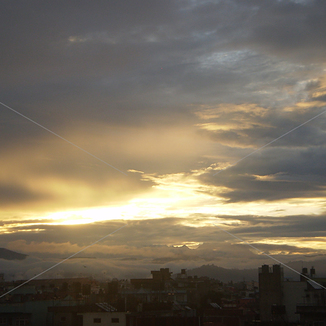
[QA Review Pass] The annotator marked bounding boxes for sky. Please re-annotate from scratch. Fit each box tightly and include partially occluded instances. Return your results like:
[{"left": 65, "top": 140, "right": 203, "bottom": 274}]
[{"left": 1, "top": 0, "right": 326, "bottom": 281}]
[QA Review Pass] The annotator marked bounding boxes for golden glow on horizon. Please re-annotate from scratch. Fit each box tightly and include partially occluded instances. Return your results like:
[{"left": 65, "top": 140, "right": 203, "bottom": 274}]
[
  {"left": 170, "top": 242, "right": 204, "bottom": 249},
  {"left": 1, "top": 171, "right": 324, "bottom": 233},
  {"left": 254, "top": 237, "right": 326, "bottom": 250}
]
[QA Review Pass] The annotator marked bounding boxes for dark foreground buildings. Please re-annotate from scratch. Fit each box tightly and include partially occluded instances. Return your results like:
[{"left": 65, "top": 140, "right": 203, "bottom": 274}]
[
  {"left": 259, "top": 264, "right": 326, "bottom": 325},
  {"left": 0, "top": 268, "right": 259, "bottom": 326},
  {"left": 1, "top": 265, "right": 325, "bottom": 325}
]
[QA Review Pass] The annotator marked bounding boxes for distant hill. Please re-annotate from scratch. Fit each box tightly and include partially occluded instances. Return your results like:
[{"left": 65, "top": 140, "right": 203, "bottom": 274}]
[
  {"left": 0, "top": 248, "right": 27, "bottom": 260},
  {"left": 188, "top": 264, "right": 257, "bottom": 282},
  {"left": 187, "top": 260, "right": 326, "bottom": 282}
]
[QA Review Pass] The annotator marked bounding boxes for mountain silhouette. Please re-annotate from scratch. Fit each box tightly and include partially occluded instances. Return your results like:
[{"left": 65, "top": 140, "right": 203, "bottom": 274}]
[{"left": 0, "top": 248, "right": 27, "bottom": 260}]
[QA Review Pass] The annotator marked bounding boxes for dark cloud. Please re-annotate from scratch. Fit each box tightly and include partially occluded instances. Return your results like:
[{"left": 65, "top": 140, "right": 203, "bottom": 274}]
[
  {"left": 196, "top": 101, "right": 326, "bottom": 148},
  {"left": 246, "top": 0, "right": 326, "bottom": 62},
  {"left": 198, "top": 141, "right": 326, "bottom": 202},
  {"left": 1, "top": 0, "right": 324, "bottom": 130},
  {"left": 215, "top": 214, "right": 326, "bottom": 238}
]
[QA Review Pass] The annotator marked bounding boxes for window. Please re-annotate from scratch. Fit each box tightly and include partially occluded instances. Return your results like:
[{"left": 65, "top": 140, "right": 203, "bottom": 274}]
[
  {"left": 93, "top": 318, "right": 101, "bottom": 324},
  {"left": 0, "top": 318, "right": 7, "bottom": 326},
  {"left": 111, "top": 318, "right": 119, "bottom": 323},
  {"left": 15, "top": 318, "right": 30, "bottom": 326}
]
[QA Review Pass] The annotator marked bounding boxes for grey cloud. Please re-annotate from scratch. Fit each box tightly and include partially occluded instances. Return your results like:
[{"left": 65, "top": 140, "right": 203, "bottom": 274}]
[
  {"left": 246, "top": 0, "right": 326, "bottom": 62},
  {"left": 215, "top": 214, "right": 326, "bottom": 238},
  {"left": 220, "top": 179, "right": 324, "bottom": 203},
  {"left": 2, "top": 0, "right": 324, "bottom": 131},
  {"left": 234, "top": 242, "right": 325, "bottom": 256},
  {"left": 2, "top": 216, "right": 324, "bottom": 257},
  {"left": 0, "top": 217, "right": 227, "bottom": 255},
  {"left": 0, "top": 221, "right": 127, "bottom": 248},
  {"left": 197, "top": 140, "right": 326, "bottom": 202},
  {"left": 1, "top": 216, "right": 326, "bottom": 280},
  {"left": 0, "top": 183, "right": 51, "bottom": 206},
  {"left": 312, "top": 94, "right": 326, "bottom": 102},
  {"left": 193, "top": 79, "right": 325, "bottom": 175},
  {"left": 197, "top": 103, "right": 326, "bottom": 149}
]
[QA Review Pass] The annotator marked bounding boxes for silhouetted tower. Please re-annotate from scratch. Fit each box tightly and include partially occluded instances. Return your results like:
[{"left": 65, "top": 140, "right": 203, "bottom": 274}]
[
  {"left": 300, "top": 267, "right": 308, "bottom": 282},
  {"left": 310, "top": 266, "right": 316, "bottom": 279},
  {"left": 259, "top": 264, "right": 285, "bottom": 322}
]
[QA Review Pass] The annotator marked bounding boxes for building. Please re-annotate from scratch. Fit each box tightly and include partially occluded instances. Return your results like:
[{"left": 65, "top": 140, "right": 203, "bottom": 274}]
[
  {"left": 259, "top": 264, "right": 285, "bottom": 323},
  {"left": 258, "top": 264, "right": 326, "bottom": 324},
  {"left": 296, "top": 269, "right": 326, "bottom": 325},
  {"left": 48, "top": 303, "right": 127, "bottom": 326},
  {"left": 130, "top": 268, "right": 172, "bottom": 291}
]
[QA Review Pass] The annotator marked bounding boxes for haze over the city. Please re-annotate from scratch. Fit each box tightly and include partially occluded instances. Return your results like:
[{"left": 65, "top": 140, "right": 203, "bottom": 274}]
[{"left": 1, "top": 0, "right": 326, "bottom": 280}]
